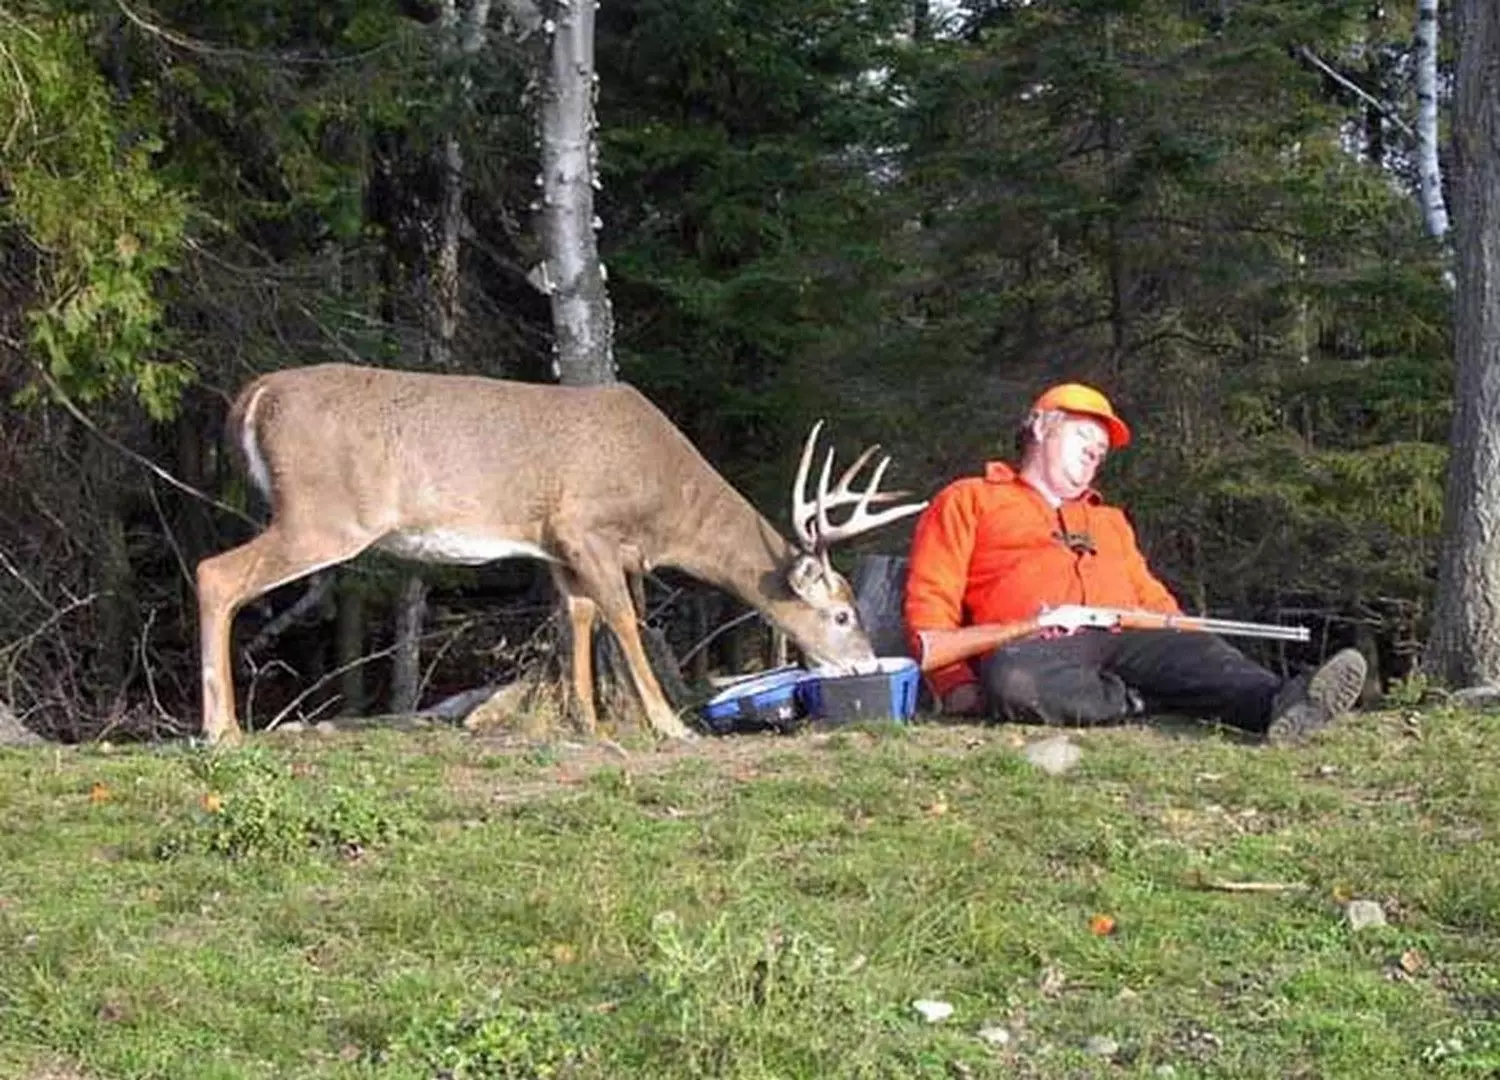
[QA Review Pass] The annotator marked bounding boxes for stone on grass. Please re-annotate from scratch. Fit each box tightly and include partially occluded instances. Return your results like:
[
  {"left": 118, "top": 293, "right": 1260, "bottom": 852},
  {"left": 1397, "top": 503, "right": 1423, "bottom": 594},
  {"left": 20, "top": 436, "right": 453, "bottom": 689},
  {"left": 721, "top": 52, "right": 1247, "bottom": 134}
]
[
  {"left": 1023, "top": 735, "right": 1081, "bottom": 776},
  {"left": 0, "top": 701, "right": 42, "bottom": 746},
  {"left": 1346, "top": 899, "right": 1387, "bottom": 931},
  {"left": 1451, "top": 684, "right": 1500, "bottom": 709},
  {"left": 912, "top": 999, "right": 954, "bottom": 1023},
  {"left": 1083, "top": 1034, "right": 1119, "bottom": 1057},
  {"left": 976, "top": 1025, "right": 1011, "bottom": 1047}
]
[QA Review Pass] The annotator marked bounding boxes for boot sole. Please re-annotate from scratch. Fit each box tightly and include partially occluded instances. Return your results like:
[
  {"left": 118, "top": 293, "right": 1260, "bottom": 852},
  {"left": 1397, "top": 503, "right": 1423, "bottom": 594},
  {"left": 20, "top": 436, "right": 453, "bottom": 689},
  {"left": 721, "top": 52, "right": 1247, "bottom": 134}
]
[{"left": 1267, "top": 648, "right": 1367, "bottom": 745}]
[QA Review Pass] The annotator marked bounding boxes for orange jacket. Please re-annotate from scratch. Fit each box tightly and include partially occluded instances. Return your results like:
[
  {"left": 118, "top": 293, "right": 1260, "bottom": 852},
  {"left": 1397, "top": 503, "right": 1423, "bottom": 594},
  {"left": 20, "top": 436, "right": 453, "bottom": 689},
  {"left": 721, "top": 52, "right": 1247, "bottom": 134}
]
[{"left": 903, "top": 461, "right": 1181, "bottom": 697}]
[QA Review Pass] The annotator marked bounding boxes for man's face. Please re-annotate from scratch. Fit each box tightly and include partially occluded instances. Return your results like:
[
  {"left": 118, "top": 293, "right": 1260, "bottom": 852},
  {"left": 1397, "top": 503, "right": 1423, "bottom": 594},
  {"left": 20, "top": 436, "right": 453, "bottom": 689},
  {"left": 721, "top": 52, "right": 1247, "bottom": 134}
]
[{"left": 1033, "top": 411, "right": 1109, "bottom": 499}]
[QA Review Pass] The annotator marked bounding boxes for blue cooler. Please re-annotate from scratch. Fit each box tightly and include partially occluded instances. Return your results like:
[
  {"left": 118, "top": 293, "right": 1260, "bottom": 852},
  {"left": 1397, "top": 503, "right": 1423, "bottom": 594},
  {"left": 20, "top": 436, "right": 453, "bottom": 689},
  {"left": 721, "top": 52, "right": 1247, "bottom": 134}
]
[
  {"left": 797, "top": 657, "right": 921, "bottom": 725},
  {"left": 698, "top": 666, "right": 813, "bottom": 735}
]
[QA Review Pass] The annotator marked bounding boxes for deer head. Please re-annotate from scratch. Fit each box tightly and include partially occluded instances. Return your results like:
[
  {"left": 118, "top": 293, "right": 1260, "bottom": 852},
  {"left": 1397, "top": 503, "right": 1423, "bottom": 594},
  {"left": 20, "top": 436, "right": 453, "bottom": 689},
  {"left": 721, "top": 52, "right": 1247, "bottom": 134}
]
[{"left": 766, "top": 421, "right": 927, "bottom": 671}]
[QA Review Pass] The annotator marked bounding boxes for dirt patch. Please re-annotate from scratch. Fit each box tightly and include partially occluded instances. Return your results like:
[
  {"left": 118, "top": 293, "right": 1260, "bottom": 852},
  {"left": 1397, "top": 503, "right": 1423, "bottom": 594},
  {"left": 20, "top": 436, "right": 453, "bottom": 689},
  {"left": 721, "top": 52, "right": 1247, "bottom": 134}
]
[
  {"left": 20, "top": 1062, "right": 91, "bottom": 1080},
  {"left": 443, "top": 721, "right": 1004, "bottom": 806}
]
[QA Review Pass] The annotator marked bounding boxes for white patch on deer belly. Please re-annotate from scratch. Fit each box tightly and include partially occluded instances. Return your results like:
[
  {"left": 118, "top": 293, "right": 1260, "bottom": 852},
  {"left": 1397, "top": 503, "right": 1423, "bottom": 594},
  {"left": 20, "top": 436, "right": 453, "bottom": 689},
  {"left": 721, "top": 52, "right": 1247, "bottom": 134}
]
[{"left": 375, "top": 529, "right": 554, "bottom": 566}]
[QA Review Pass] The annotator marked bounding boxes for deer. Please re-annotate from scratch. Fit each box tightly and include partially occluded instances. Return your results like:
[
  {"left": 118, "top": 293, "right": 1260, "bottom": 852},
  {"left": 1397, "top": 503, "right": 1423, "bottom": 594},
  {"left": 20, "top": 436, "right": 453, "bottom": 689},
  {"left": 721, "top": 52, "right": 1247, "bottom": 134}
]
[{"left": 196, "top": 363, "right": 928, "bottom": 744}]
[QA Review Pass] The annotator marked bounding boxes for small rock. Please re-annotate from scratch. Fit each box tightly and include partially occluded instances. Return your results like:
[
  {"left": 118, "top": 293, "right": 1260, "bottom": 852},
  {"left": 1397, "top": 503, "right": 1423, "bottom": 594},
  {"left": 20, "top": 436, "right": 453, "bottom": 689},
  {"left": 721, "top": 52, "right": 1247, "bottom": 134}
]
[
  {"left": 314, "top": 720, "right": 338, "bottom": 735},
  {"left": 277, "top": 721, "right": 306, "bottom": 734},
  {"left": 1451, "top": 684, "right": 1500, "bottom": 708},
  {"left": 912, "top": 999, "right": 954, "bottom": 1023},
  {"left": 0, "top": 701, "right": 42, "bottom": 746},
  {"left": 1346, "top": 899, "right": 1387, "bottom": 931},
  {"left": 1398, "top": 947, "right": 1427, "bottom": 974},
  {"left": 1083, "top": 1034, "right": 1119, "bottom": 1058},
  {"left": 1023, "top": 735, "right": 1081, "bottom": 776},
  {"left": 976, "top": 1025, "right": 1011, "bottom": 1047},
  {"left": 1037, "top": 964, "right": 1066, "bottom": 997}
]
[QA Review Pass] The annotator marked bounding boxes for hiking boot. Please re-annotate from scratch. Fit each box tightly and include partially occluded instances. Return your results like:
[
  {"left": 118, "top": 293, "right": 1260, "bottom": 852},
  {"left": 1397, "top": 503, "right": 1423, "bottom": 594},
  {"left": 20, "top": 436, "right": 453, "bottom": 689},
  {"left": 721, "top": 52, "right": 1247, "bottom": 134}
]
[{"left": 1265, "top": 647, "right": 1367, "bottom": 745}]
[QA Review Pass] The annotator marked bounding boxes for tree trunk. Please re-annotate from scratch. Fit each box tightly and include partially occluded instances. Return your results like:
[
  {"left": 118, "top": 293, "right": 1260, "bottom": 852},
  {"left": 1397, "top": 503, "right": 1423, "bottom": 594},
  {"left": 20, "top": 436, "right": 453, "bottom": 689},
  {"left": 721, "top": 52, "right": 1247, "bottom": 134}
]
[
  {"left": 390, "top": 0, "right": 492, "bottom": 716},
  {"left": 537, "top": 0, "right": 616, "bottom": 386},
  {"left": 1416, "top": 0, "right": 1450, "bottom": 241},
  {"left": 1425, "top": 0, "right": 1500, "bottom": 686},
  {"left": 911, "top": 0, "right": 930, "bottom": 42},
  {"left": 390, "top": 573, "right": 429, "bottom": 713},
  {"left": 85, "top": 438, "right": 135, "bottom": 719},
  {"left": 337, "top": 576, "right": 369, "bottom": 717},
  {"left": 424, "top": 0, "right": 492, "bottom": 369}
]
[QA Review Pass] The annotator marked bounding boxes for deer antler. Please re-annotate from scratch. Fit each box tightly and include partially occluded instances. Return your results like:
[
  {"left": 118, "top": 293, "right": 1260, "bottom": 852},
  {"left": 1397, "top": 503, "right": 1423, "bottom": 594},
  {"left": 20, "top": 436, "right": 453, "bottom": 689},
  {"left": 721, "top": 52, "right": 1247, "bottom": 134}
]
[{"left": 792, "top": 420, "right": 928, "bottom": 554}]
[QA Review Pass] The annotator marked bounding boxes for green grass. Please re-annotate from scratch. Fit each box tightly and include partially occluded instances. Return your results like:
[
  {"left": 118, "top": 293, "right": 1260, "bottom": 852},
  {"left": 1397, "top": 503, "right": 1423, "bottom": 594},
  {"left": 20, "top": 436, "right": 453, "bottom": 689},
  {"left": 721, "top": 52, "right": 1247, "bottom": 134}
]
[{"left": 1, "top": 707, "right": 1499, "bottom": 1078}]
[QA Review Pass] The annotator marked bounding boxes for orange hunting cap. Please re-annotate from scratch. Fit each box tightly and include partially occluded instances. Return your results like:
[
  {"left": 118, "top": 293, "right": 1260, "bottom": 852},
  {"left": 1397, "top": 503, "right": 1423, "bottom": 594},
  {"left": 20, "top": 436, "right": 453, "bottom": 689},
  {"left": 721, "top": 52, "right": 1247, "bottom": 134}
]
[{"left": 1031, "top": 383, "right": 1132, "bottom": 449}]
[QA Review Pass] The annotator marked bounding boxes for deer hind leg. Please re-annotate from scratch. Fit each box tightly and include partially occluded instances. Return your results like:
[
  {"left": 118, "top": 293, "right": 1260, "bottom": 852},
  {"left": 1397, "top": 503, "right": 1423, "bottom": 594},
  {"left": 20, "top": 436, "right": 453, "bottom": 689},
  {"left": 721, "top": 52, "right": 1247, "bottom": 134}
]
[
  {"left": 550, "top": 569, "right": 600, "bottom": 735},
  {"left": 555, "top": 534, "right": 692, "bottom": 740},
  {"left": 197, "top": 524, "right": 372, "bottom": 745}
]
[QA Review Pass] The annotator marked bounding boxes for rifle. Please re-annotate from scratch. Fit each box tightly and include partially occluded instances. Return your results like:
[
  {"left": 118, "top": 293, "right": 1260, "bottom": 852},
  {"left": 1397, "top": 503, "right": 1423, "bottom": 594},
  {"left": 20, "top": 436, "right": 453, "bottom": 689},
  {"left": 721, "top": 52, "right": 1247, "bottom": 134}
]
[
  {"left": 1106, "top": 609, "right": 1310, "bottom": 642},
  {"left": 916, "top": 605, "right": 1309, "bottom": 673}
]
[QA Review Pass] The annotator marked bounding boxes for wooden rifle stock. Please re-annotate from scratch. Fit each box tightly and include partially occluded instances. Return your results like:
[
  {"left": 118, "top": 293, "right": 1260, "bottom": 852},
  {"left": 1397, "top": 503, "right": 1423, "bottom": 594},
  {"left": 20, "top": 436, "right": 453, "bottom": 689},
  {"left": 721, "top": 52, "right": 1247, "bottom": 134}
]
[{"left": 917, "top": 618, "right": 1041, "bottom": 673}]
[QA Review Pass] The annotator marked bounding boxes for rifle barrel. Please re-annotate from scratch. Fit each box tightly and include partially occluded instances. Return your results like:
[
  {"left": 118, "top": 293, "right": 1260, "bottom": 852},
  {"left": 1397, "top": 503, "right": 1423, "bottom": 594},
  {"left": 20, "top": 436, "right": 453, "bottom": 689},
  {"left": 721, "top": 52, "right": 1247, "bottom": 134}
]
[{"left": 1116, "top": 610, "right": 1310, "bottom": 642}]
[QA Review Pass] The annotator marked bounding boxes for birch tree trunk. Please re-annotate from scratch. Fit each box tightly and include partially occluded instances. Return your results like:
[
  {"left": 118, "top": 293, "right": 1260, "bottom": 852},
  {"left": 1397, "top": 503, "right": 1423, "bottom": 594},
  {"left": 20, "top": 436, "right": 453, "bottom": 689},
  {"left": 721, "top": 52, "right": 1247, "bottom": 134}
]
[
  {"left": 1415, "top": 0, "right": 1450, "bottom": 240},
  {"left": 1425, "top": 0, "right": 1500, "bottom": 686},
  {"left": 536, "top": 0, "right": 616, "bottom": 386}
]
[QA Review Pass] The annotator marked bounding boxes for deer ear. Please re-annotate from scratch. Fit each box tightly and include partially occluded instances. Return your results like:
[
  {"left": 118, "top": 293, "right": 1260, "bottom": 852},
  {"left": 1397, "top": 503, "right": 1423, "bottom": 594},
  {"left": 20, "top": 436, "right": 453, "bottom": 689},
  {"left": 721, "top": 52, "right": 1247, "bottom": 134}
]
[{"left": 786, "top": 552, "right": 834, "bottom": 604}]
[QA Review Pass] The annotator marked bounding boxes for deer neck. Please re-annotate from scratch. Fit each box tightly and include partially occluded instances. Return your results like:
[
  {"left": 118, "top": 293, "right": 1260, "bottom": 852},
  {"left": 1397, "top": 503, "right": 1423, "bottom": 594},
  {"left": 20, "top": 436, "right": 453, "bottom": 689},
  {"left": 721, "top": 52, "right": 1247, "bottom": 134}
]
[{"left": 665, "top": 484, "right": 802, "bottom": 610}]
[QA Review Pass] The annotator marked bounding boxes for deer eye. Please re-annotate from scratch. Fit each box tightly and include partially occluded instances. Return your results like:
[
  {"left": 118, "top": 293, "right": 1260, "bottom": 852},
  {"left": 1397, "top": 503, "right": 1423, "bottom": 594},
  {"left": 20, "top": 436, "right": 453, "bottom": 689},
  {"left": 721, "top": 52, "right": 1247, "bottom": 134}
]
[{"left": 833, "top": 609, "right": 853, "bottom": 627}]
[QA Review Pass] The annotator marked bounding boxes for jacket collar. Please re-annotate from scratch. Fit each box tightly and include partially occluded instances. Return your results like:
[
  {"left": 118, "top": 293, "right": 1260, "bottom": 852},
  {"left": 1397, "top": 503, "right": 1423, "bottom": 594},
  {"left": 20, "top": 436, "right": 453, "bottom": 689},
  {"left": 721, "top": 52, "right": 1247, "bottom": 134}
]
[{"left": 983, "top": 460, "right": 1103, "bottom": 506}]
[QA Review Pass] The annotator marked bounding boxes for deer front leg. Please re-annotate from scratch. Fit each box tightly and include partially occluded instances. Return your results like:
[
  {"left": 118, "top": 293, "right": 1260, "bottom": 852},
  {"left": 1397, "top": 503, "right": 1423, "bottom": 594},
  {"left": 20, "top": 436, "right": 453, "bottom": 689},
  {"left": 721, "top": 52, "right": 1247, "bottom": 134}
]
[
  {"left": 552, "top": 575, "right": 601, "bottom": 735},
  {"left": 554, "top": 534, "right": 693, "bottom": 740}
]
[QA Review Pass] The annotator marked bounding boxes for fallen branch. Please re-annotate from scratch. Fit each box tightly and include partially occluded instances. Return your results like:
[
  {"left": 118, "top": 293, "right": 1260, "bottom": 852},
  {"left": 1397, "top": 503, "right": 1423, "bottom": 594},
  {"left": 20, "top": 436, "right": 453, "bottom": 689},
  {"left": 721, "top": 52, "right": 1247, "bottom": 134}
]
[
  {"left": 33, "top": 364, "right": 257, "bottom": 526},
  {"left": 244, "top": 572, "right": 335, "bottom": 654},
  {"left": 678, "top": 608, "right": 760, "bottom": 668},
  {"left": 1188, "top": 876, "right": 1308, "bottom": 894},
  {"left": 1294, "top": 45, "right": 1415, "bottom": 139}
]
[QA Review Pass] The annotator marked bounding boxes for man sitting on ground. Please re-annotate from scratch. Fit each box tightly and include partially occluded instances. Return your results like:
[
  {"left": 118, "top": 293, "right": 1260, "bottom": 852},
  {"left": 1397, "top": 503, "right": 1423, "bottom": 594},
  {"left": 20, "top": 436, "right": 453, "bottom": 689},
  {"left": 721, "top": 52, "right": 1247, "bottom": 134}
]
[{"left": 902, "top": 382, "right": 1365, "bottom": 742}]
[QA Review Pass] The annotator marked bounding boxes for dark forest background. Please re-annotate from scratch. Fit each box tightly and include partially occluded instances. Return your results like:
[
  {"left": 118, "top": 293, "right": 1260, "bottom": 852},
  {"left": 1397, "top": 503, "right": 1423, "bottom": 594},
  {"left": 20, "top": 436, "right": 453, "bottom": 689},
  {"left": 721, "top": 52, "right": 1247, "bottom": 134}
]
[{"left": 1, "top": 0, "right": 1458, "bottom": 739}]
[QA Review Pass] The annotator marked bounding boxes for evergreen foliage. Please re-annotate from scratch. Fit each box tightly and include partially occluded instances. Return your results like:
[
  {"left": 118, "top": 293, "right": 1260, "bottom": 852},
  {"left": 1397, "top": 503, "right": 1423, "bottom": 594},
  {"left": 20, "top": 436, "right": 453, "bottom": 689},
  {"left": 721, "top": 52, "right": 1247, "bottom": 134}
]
[{"left": 0, "top": 0, "right": 1456, "bottom": 733}]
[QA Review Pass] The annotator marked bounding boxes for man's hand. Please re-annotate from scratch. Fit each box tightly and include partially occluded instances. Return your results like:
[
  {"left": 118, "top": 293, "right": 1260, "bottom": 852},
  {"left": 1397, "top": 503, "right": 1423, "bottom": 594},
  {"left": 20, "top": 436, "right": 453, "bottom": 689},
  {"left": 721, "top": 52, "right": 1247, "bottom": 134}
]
[
  {"left": 940, "top": 682, "right": 984, "bottom": 717},
  {"left": 1036, "top": 604, "right": 1121, "bottom": 634}
]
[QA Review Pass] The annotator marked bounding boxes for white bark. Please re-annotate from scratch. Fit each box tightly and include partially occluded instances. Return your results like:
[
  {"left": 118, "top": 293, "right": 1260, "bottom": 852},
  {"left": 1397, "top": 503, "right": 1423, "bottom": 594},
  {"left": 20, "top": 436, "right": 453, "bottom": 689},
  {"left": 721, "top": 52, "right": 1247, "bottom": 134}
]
[
  {"left": 1426, "top": 0, "right": 1500, "bottom": 685},
  {"left": 1415, "top": 0, "right": 1450, "bottom": 240},
  {"left": 537, "top": 0, "right": 616, "bottom": 386}
]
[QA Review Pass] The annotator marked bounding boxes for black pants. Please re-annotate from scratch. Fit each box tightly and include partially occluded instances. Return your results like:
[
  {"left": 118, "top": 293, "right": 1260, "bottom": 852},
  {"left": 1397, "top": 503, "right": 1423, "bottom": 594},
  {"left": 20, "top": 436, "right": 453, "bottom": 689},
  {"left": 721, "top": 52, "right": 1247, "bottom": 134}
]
[{"left": 980, "top": 629, "right": 1281, "bottom": 733}]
